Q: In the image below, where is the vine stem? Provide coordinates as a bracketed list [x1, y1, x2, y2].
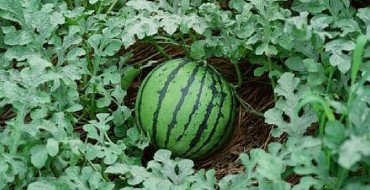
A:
[348, 35, 367, 106]
[233, 62, 242, 89]
[149, 38, 172, 59]
[267, 57, 277, 102]
[106, 0, 118, 13]
[178, 33, 191, 55]
[236, 94, 264, 117]
[335, 167, 348, 190]
[296, 94, 335, 121]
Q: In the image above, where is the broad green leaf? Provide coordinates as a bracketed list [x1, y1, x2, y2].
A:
[285, 56, 305, 71]
[46, 138, 59, 157]
[27, 182, 57, 190]
[30, 145, 48, 169]
[190, 40, 206, 60]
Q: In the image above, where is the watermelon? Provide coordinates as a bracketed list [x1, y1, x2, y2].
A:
[135, 59, 236, 160]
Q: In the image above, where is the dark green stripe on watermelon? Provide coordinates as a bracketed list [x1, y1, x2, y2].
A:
[151, 60, 187, 147]
[184, 70, 228, 158]
[181, 69, 219, 157]
[164, 65, 202, 148]
[176, 70, 207, 142]
[196, 80, 236, 159]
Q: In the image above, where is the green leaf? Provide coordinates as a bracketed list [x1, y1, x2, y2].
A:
[105, 163, 130, 174]
[349, 97, 370, 131]
[2, 27, 33, 45]
[293, 0, 328, 14]
[292, 176, 323, 190]
[256, 43, 277, 56]
[46, 138, 59, 157]
[182, 13, 207, 34]
[323, 120, 346, 153]
[153, 149, 172, 162]
[357, 8, 370, 25]
[284, 12, 311, 42]
[30, 145, 48, 169]
[338, 135, 370, 169]
[190, 40, 206, 60]
[325, 39, 355, 73]
[126, 0, 159, 12]
[333, 19, 361, 37]
[285, 56, 305, 72]
[254, 150, 285, 180]
[264, 73, 317, 137]
[28, 55, 52, 71]
[161, 15, 181, 35]
[83, 124, 101, 141]
[27, 181, 57, 190]
[189, 169, 217, 190]
[66, 47, 86, 61]
[89, 0, 99, 4]
[4, 46, 34, 61]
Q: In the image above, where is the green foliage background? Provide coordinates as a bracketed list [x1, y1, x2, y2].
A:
[0, 0, 370, 189]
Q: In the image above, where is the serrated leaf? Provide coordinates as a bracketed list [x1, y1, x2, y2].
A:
[325, 39, 355, 73]
[2, 27, 33, 45]
[256, 43, 277, 56]
[154, 149, 172, 162]
[334, 19, 361, 37]
[83, 124, 101, 141]
[292, 176, 322, 190]
[161, 15, 181, 35]
[265, 73, 317, 137]
[126, 0, 159, 12]
[338, 135, 370, 169]
[102, 39, 122, 56]
[255, 151, 284, 180]
[357, 8, 370, 25]
[28, 54, 52, 71]
[66, 47, 86, 61]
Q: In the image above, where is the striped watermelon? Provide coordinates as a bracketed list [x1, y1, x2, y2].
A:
[135, 59, 236, 160]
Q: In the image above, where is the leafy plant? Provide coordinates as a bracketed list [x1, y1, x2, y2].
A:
[1, 0, 370, 189]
